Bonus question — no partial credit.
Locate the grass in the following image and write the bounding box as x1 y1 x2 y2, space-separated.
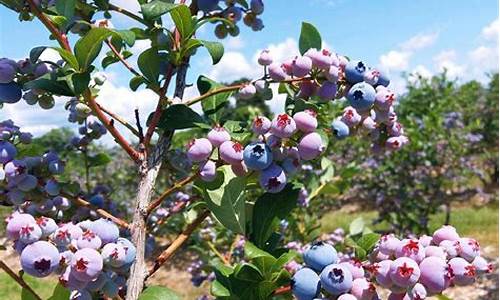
0 273 59 299
321 203 499 255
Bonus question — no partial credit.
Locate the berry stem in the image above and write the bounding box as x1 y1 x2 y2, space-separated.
147 210 210 278
273 285 291 295
0 260 42 300
146 173 198 215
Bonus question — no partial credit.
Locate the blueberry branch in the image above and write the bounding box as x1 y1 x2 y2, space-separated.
0 260 42 300
146 210 210 278
107 3 149 26
146 173 199 215
96 102 141 138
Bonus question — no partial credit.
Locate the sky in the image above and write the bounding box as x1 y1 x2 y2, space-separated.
0 0 498 145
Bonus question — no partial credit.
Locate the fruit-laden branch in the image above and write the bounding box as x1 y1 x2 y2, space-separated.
0 260 42 300
25 0 71 51
146 173 198 215
184 76 312 106
96 102 140 138
61 192 130 228
147 210 210 278
84 89 142 162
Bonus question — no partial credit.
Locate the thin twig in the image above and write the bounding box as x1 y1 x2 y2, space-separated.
273 285 291 295
207 241 229 265
105 39 143 78
26 0 71 51
146 173 198 215
84 89 141 162
0 260 42 300
97 102 140 137
134 108 145 143
108 3 149 26
184 76 311 106
61 192 130 228
147 210 210 278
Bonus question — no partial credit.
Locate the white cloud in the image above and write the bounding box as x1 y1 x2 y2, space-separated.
401 32 439 51
411 65 432 79
129 40 152 56
433 50 465 78
481 18 499 41
208 51 255 82
379 50 412 71
223 36 245 50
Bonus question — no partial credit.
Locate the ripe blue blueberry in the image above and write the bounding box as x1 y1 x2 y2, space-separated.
0 61 16 83
0 140 17 163
90 218 119 245
243 142 273 170
101 243 127 267
0 82 22 103
347 82 376 111
71 248 104 282
303 241 338 271
89 194 105 207
344 60 367 84
291 267 320 300
250 0 264 15
259 163 287 193
331 119 350 139
317 81 337 101
319 263 353 295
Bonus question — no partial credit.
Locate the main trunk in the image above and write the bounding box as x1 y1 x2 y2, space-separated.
125 62 189 300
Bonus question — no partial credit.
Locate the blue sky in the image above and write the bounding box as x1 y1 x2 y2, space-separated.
0 0 498 142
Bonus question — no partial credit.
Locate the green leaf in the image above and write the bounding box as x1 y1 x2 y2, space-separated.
157 104 205 130
196 165 247 234
356 233 381 252
65 72 90 95
101 55 119 69
234 263 264 282
199 40 224 64
170 4 194 40
29 46 47 63
197 75 232 122
114 29 136 47
138 286 181 300
21 288 37 300
140 0 177 20
74 27 114 70
211 280 231 297
56 0 75 19
137 47 161 84
129 76 146 91
244 241 274 260
349 217 365 236
24 78 74 96
52 47 79 70
47 284 70 300
298 22 322 55
88 153 112 168
251 184 300 248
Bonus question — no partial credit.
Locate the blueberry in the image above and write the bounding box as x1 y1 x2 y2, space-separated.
101 242 127 267
407 282 427 300
389 257 420 288
457 238 480 262
90 218 119 244
368 260 393 288
45 179 60 196
331 119 349 139
0 82 22 103
317 81 337 101
259 163 286 193
71 248 103 282
304 49 333 71
292 56 312 77
186 138 213 163
76 230 102 250
0 140 17 163
197 0 220 13
395 239 425 263
89 194 105 208
341 106 362 127
449 257 476 286
36 216 58 237
237 84 256 99
6 213 35 240
291 267 320 300
303 241 338 271
268 63 288 81
472 256 493 274
319 263 353 295
345 60 367 84
297 80 318 98
293 110 318 133
298 132 324 161
0 61 16 83
252 116 271 135
117 237 136 266
350 278 377 300
377 69 390 87
17 174 38 191
257 49 272 66
270 113 296 138
21 241 60 277
250 0 264 15
219 140 244 164
347 82 376 111
199 160 217 182
207 126 231 147
243 142 273 170
231 160 248 177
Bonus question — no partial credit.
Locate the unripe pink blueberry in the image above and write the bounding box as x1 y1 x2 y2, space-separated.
388 122 404 137
375 87 396 111
339 260 365 279
386 136 409 151
368 260 393 288
424 245 447 260
362 116 377 131
378 234 400 256
364 69 381 85
186 138 213 162
432 225 460 245
291 56 312 77
472 256 493 274
36 216 58 237
457 238 480 262
199 160 217 182
238 83 256 99
407 283 427 300
389 257 420 288
338 55 348 69
324 65 340 82
341 106 362 127
219 140 244 164
418 256 452 294
419 235 432 247
252 116 271 135
317 81 337 101
71 248 103 282
338 294 357 300
76 230 102 250
350 278 377 300
395 239 425 263
293 109 318 133
257 49 273 66
298 132 324 161
101 243 127 267
449 257 476 286
439 240 461 258
265 134 282 148
268 63 287 81
207 126 231 147
304 48 332 70
270 114 296 138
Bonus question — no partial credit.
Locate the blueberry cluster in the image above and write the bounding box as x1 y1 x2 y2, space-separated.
0 57 58 108
290 226 493 300
196 0 265 39
1 120 137 299
187 259 215 287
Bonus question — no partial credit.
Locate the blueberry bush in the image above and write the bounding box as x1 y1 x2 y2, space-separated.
0 1 494 300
